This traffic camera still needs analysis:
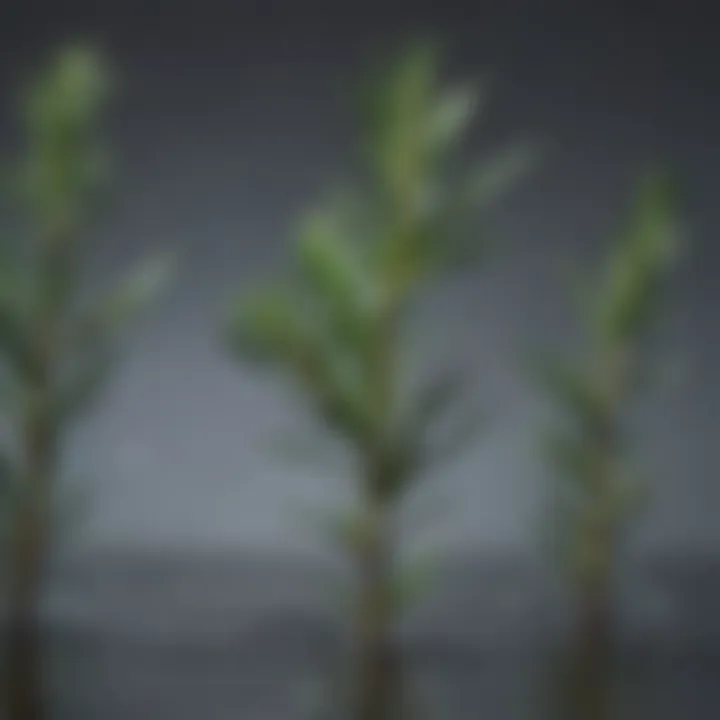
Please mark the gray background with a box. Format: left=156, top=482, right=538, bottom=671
left=1, top=0, right=715, bottom=563
left=1, top=2, right=719, bottom=718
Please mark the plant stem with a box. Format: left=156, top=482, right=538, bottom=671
left=351, top=301, right=403, bottom=720
left=560, top=580, right=614, bottom=720
left=560, top=347, right=624, bottom=720
left=5, top=227, right=65, bottom=720
left=6, top=367, right=55, bottom=720
left=352, top=494, right=402, bottom=720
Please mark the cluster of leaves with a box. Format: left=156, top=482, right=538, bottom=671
left=537, top=174, right=680, bottom=589
left=231, top=45, right=527, bottom=496
left=0, top=44, right=172, bottom=536
left=226, top=41, right=532, bottom=615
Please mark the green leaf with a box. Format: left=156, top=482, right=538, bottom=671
left=464, top=144, right=539, bottom=211
left=296, top=206, right=375, bottom=341
left=55, top=251, right=173, bottom=420
left=314, top=379, right=376, bottom=447
left=20, top=43, right=113, bottom=229
left=24, top=44, right=111, bottom=134
left=629, top=172, right=678, bottom=260
left=406, top=368, right=473, bottom=434
left=361, top=39, right=440, bottom=186
left=104, top=251, right=174, bottom=329
left=226, top=285, right=306, bottom=365
left=75, top=251, right=174, bottom=352
left=0, top=293, right=35, bottom=380
left=291, top=328, right=375, bottom=444
left=531, top=356, right=608, bottom=435
left=229, top=281, right=376, bottom=445
left=426, top=83, right=482, bottom=157
left=387, top=368, right=475, bottom=487
left=381, top=226, right=439, bottom=301
left=388, top=551, right=441, bottom=617
left=441, top=144, right=539, bottom=266
left=597, top=171, right=679, bottom=343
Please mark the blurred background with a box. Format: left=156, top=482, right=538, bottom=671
left=0, top=0, right=718, bottom=718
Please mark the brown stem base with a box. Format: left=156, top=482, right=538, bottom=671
left=559, top=592, right=613, bottom=720
left=353, top=634, right=403, bottom=720
left=4, top=496, right=49, bottom=720
left=5, top=613, right=45, bottom=720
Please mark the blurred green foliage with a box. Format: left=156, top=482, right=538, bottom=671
left=0, top=44, right=173, bottom=517
left=0, top=44, right=173, bottom=720
left=536, top=172, right=680, bottom=591
left=226, top=40, right=533, bottom=720
left=231, top=45, right=531, bottom=442
left=227, top=38, right=533, bottom=579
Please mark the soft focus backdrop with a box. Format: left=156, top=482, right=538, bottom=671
left=0, top=1, right=718, bottom=718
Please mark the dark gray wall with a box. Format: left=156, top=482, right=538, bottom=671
left=0, top=0, right=717, bottom=560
